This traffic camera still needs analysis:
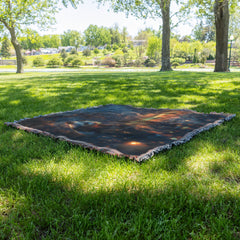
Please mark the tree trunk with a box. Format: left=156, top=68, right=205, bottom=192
left=9, top=27, right=24, bottom=73
left=214, top=0, right=229, bottom=72
left=160, top=0, right=172, bottom=71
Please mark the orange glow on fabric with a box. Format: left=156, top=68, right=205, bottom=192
left=128, top=141, right=143, bottom=146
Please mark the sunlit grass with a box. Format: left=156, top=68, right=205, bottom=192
left=0, top=71, right=239, bottom=239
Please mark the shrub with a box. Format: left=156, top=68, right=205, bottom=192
left=22, top=56, right=28, bottom=65
left=129, top=43, right=134, bottom=50
left=64, top=56, right=83, bottom=67
left=208, top=54, right=215, bottom=60
left=71, top=57, right=83, bottom=67
left=102, top=57, right=116, bottom=67
left=114, top=49, right=124, bottom=55
left=123, top=53, right=130, bottom=67
left=64, top=56, right=75, bottom=66
left=33, top=56, right=45, bottom=67
left=94, top=58, right=101, bottom=66
left=232, top=48, right=240, bottom=62
left=126, top=60, right=134, bottom=67
left=122, top=47, right=128, bottom=53
left=112, top=44, right=119, bottom=51
left=173, top=50, right=187, bottom=59
left=170, top=58, right=185, bottom=65
left=70, top=48, right=78, bottom=55
left=193, top=49, right=199, bottom=63
left=144, top=58, right=156, bottom=67
left=120, top=43, right=126, bottom=48
left=82, top=49, right=91, bottom=57
left=106, top=45, right=112, bottom=51
left=193, top=55, right=199, bottom=63
left=60, top=49, right=68, bottom=60
left=200, top=56, right=207, bottom=64
left=103, top=49, right=108, bottom=55
left=147, top=36, right=161, bottom=62
left=133, top=58, right=143, bottom=67
left=94, top=48, right=99, bottom=54
left=47, top=57, right=62, bottom=68
left=112, top=55, right=123, bottom=67
left=171, top=62, right=180, bottom=68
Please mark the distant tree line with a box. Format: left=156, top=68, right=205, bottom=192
left=13, top=25, right=130, bottom=52
left=0, top=0, right=239, bottom=73
left=2, top=26, right=240, bottom=67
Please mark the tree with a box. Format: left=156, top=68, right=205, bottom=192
left=214, top=0, right=229, bottom=71
left=180, top=35, right=193, bottom=42
left=109, top=24, right=121, bottom=46
left=0, top=0, right=60, bottom=73
left=121, top=27, right=129, bottom=44
left=61, top=30, right=83, bottom=49
left=60, top=49, right=68, bottom=60
left=193, top=20, right=215, bottom=42
left=96, top=0, right=177, bottom=71
left=146, top=36, right=162, bottom=63
left=84, top=25, right=111, bottom=47
left=0, top=0, right=82, bottom=73
left=20, top=29, right=42, bottom=51
left=159, top=0, right=172, bottom=71
left=134, top=28, right=154, bottom=44
left=41, top=34, right=61, bottom=48
left=229, top=5, right=240, bottom=40
left=188, top=0, right=239, bottom=72
left=1, top=36, right=11, bottom=59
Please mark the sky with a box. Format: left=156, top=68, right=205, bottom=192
left=40, top=1, right=195, bottom=37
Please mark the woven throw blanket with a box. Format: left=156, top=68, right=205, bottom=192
left=5, top=104, right=235, bottom=162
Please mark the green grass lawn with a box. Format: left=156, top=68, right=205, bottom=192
left=0, top=71, right=239, bottom=239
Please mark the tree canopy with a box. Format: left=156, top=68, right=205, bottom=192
left=0, top=0, right=59, bottom=30
left=61, top=30, right=83, bottom=49
left=84, top=25, right=111, bottom=47
left=0, top=0, right=83, bottom=73
left=229, top=5, right=240, bottom=40
left=0, top=36, right=11, bottom=59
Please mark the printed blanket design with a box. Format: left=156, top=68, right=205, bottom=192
left=5, top=104, right=235, bottom=162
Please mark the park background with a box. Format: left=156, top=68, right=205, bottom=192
left=0, top=1, right=239, bottom=71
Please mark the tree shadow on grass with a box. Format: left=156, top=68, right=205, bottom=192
left=0, top=71, right=212, bottom=119
left=1, top=71, right=239, bottom=169
left=1, top=141, right=240, bottom=239
left=0, top=71, right=240, bottom=239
